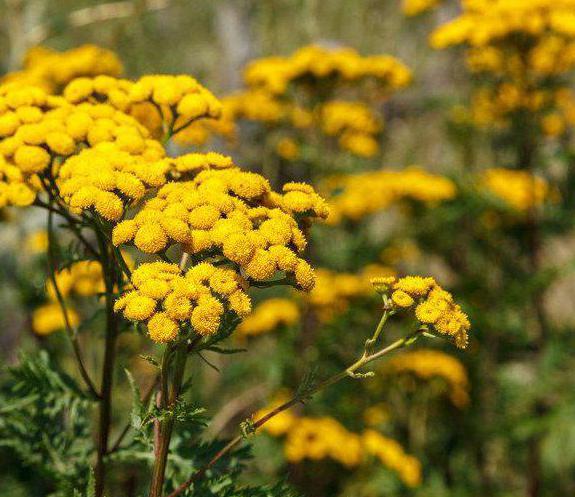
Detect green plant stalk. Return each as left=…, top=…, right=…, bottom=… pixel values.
left=46, top=204, right=100, bottom=399
left=149, top=343, right=188, bottom=497
left=166, top=327, right=424, bottom=497
left=94, top=222, right=120, bottom=497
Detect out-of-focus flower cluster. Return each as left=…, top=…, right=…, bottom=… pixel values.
left=306, top=265, right=394, bottom=322
left=32, top=260, right=105, bottom=335
left=178, top=44, right=411, bottom=160
left=479, top=168, right=553, bottom=212
left=237, top=298, right=300, bottom=337
left=2, top=45, right=123, bottom=92
left=371, top=276, right=471, bottom=348
left=432, top=0, right=575, bottom=134
left=324, top=167, right=457, bottom=224
left=258, top=395, right=421, bottom=486
left=383, top=349, right=470, bottom=407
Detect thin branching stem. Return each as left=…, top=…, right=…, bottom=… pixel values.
left=46, top=203, right=101, bottom=400
left=166, top=327, right=424, bottom=497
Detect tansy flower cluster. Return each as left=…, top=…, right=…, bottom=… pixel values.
left=58, top=143, right=168, bottom=221
left=479, top=168, right=552, bottom=212
left=325, top=168, right=457, bottom=224
left=62, top=74, right=222, bottom=139
left=371, top=276, right=471, bottom=349
left=257, top=396, right=421, bottom=486
left=306, top=265, right=395, bottom=322
left=32, top=260, right=106, bottom=336
left=383, top=349, right=470, bottom=407
left=114, top=262, right=252, bottom=342
left=431, top=0, right=575, bottom=132
left=0, top=83, right=164, bottom=209
left=47, top=260, right=105, bottom=300
left=244, top=45, right=412, bottom=96
left=112, top=166, right=328, bottom=290
left=237, top=298, right=300, bottom=337
left=2, top=45, right=123, bottom=92
left=32, top=303, right=80, bottom=336
left=320, top=101, right=382, bottom=158
left=176, top=45, right=411, bottom=160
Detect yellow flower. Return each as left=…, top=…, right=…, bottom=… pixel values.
left=32, top=303, right=80, bottom=336
left=237, top=298, right=300, bottom=336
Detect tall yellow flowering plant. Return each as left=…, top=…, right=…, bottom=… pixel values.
left=0, top=46, right=471, bottom=497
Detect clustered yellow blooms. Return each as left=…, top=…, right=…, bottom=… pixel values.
left=237, top=298, right=300, bottom=337
left=479, top=168, right=552, bottom=212
left=244, top=45, right=412, bottom=95
left=47, top=260, right=105, bottom=300
left=112, top=164, right=328, bottom=290
left=32, top=260, right=106, bottom=336
left=114, top=262, right=251, bottom=342
left=320, top=101, right=382, bottom=158
left=2, top=45, right=123, bottom=92
left=402, top=0, right=443, bottom=16
left=431, top=0, right=575, bottom=133
left=307, top=265, right=395, bottom=322
left=176, top=45, right=411, bottom=159
left=32, top=302, right=80, bottom=336
left=258, top=397, right=421, bottom=486
left=62, top=74, right=222, bottom=139
left=0, top=83, right=165, bottom=210
left=362, top=429, right=422, bottom=486
left=372, top=276, right=471, bottom=349
left=325, top=168, right=457, bottom=224
left=384, top=349, right=470, bottom=407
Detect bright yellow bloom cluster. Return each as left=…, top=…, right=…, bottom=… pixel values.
left=320, top=101, right=382, bottom=158
left=244, top=45, right=412, bottom=96
left=362, top=429, right=422, bottom=486
left=325, top=168, right=457, bottom=224
left=114, top=261, right=252, bottom=342
left=32, top=302, right=80, bottom=336
left=373, top=276, right=471, bottom=349
left=431, top=0, right=575, bottom=131
left=2, top=45, right=123, bottom=92
left=479, top=168, right=551, bottom=212
left=47, top=260, right=105, bottom=300
left=307, top=265, right=395, bottom=322
left=402, top=0, right=443, bottom=16
left=258, top=397, right=421, bottom=486
left=431, top=0, right=575, bottom=50
left=384, top=349, right=470, bottom=407
left=112, top=166, right=328, bottom=290
left=58, top=143, right=168, bottom=221
left=62, top=74, right=222, bottom=138
left=237, top=298, right=300, bottom=337
left=0, top=83, right=164, bottom=209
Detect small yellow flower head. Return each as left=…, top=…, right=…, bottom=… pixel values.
left=370, top=276, right=397, bottom=294
left=391, top=290, right=415, bottom=308
left=147, top=312, right=179, bottom=343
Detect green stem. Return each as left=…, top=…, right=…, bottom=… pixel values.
left=94, top=223, right=120, bottom=497
left=149, top=344, right=188, bottom=497
left=166, top=328, right=423, bottom=497
left=46, top=204, right=100, bottom=399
